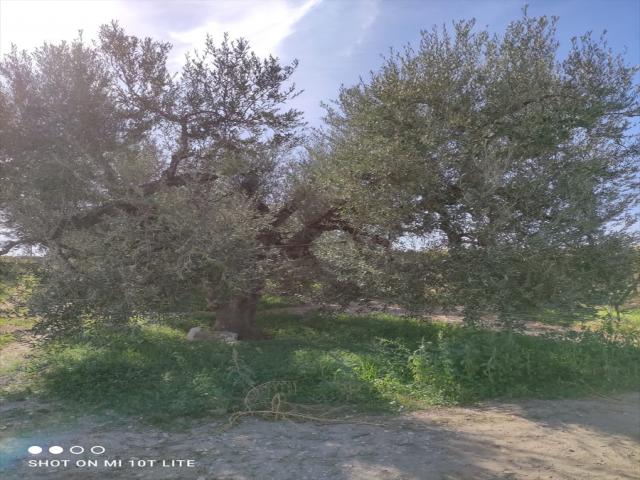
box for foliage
[0,25,315,335]
[408,327,638,402]
[5,310,637,425]
[448,238,640,325]
[320,12,639,322]
[0,257,39,315]
[1,11,638,334]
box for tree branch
[49,200,140,241]
[140,171,218,196]
[278,207,390,259]
[271,201,298,228]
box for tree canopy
[319,13,639,320]
[0,13,638,337]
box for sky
[0,0,638,127]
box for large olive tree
[1,13,638,336]
[319,13,639,322]
[0,24,386,338]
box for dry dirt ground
[267,303,587,337]
[0,393,638,480]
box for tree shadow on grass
[23,316,403,426]
[11,310,640,440]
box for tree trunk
[213,291,266,340]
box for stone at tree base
[186,327,238,343]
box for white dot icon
[49,446,64,454]
[28,446,42,455]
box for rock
[186,326,203,341]
[186,327,239,343]
[215,331,239,343]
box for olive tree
[0,24,386,338]
[1,12,638,336]
[320,12,639,322]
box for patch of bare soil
[274,302,590,337]
[0,393,638,480]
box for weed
[1,310,636,425]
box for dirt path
[1,393,638,480]
[264,303,586,337]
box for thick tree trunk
[212,291,266,340]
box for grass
[0,332,13,349]
[1,265,638,426]
[586,306,640,337]
[3,309,638,426]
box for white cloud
[168,0,321,61]
[355,0,379,46]
[0,0,130,55]
[0,0,320,61]
[342,0,379,57]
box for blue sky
[1,0,638,126]
[283,0,640,125]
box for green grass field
[1,260,638,426]
[2,308,638,426]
